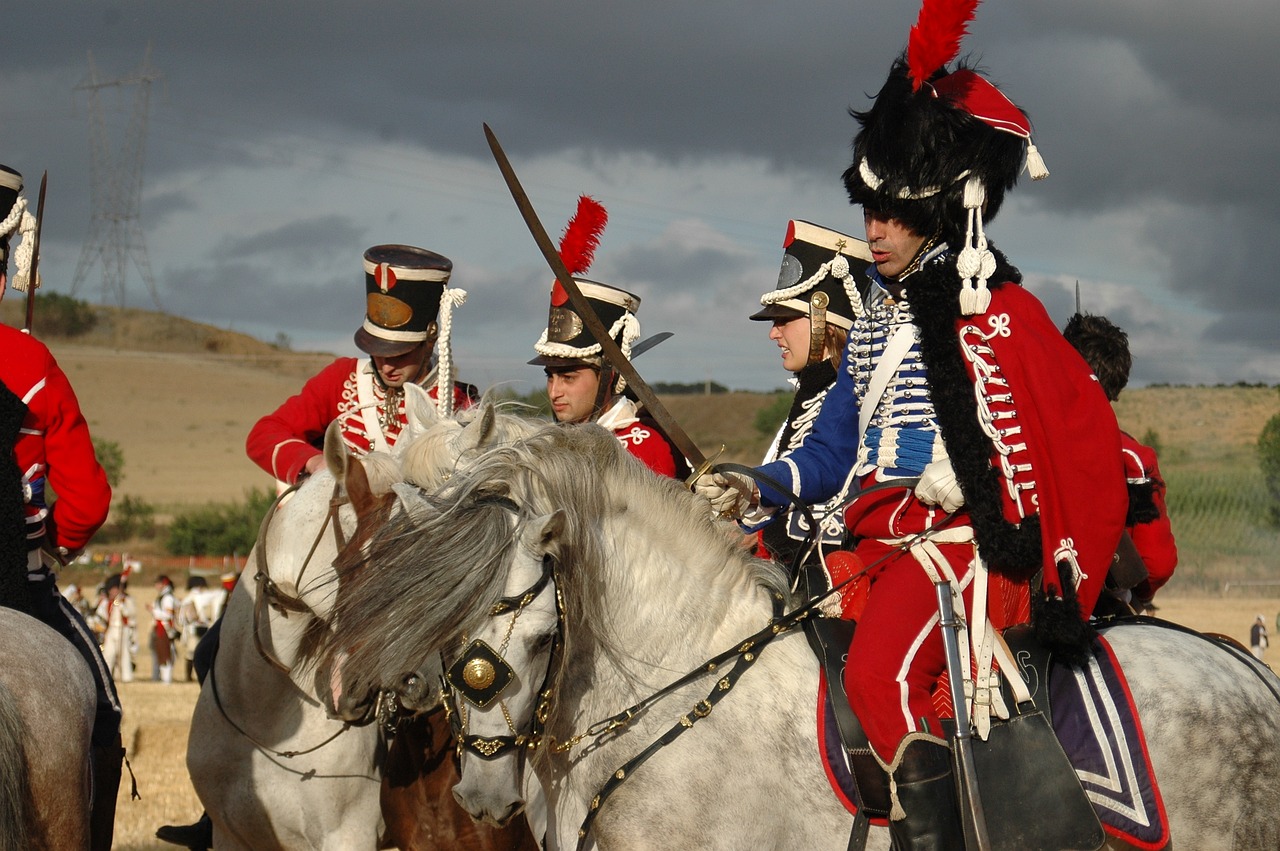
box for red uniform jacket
[245,357,477,484]
[0,326,111,552]
[611,415,684,478]
[1121,432,1178,601]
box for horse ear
[402,382,440,440]
[391,482,434,523]
[344,457,379,519]
[535,510,566,556]
[323,420,348,479]
[455,402,496,454]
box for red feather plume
[558,195,608,276]
[906,0,980,91]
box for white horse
[186,430,401,850]
[188,390,543,850]
[0,608,96,850]
[322,422,1280,851]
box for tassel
[889,776,906,821]
[957,178,995,315]
[1026,142,1049,180]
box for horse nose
[452,787,522,827]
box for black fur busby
[841,0,1048,315]
[842,58,1032,246]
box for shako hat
[355,245,454,357]
[355,244,468,416]
[752,220,872,331]
[0,165,21,223]
[0,164,38,293]
[530,197,642,380]
[842,0,1048,315]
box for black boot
[89,735,125,851]
[886,735,965,851]
[156,812,213,850]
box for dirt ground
[107,594,1280,850]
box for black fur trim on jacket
[1126,481,1160,526]
[0,380,33,616]
[907,246,1042,580]
[1031,563,1097,668]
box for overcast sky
[3,0,1279,393]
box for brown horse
[0,607,95,850]
[381,710,540,851]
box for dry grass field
[6,305,1280,845]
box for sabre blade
[23,170,47,334]
[483,124,706,467]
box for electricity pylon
[71,47,163,309]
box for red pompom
[557,195,608,276]
[906,0,980,91]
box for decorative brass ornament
[367,292,413,328]
[463,657,497,690]
[547,306,584,342]
[473,737,504,757]
[446,639,515,708]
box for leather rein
[206,479,375,759]
[441,476,942,850]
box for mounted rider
[0,162,126,850]
[532,196,687,478]
[162,244,478,850]
[246,244,477,490]
[695,2,1129,846]
[740,220,871,573]
[1063,312,1178,613]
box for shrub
[166,487,276,556]
[753,393,792,438]
[98,495,157,542]
[92,438,125,488]
[1258,412,1280,527]
[35,292,97,337]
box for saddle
[805,602,1104,851]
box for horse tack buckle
[446,639,515,708]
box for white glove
[692,471,757,519]
[915,457,965,513]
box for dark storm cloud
[217,215,363,264]
[161,260,356,333]
[4,0,1279,379]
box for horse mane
[394,394,541,491]
[316,419,788,719]
[319,486,522,703]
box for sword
[935,581,992,851]
[484,124,708,470]
[23,171,47,334]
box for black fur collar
[906,245,1043,580]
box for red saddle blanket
[818,634,1169,848]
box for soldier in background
[246,244,477,489]
[1063,312,1178,612]
[531,196,686,478]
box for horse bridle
[249,480,351,675]
[440,498,563,763]
[206,479,381,761]
[440,477,944,850]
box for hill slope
[5,302,1279,592]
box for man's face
[373,340,432,388]
[864,210,927,280]
[546,366,601,424]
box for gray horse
[0,607,96,850]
